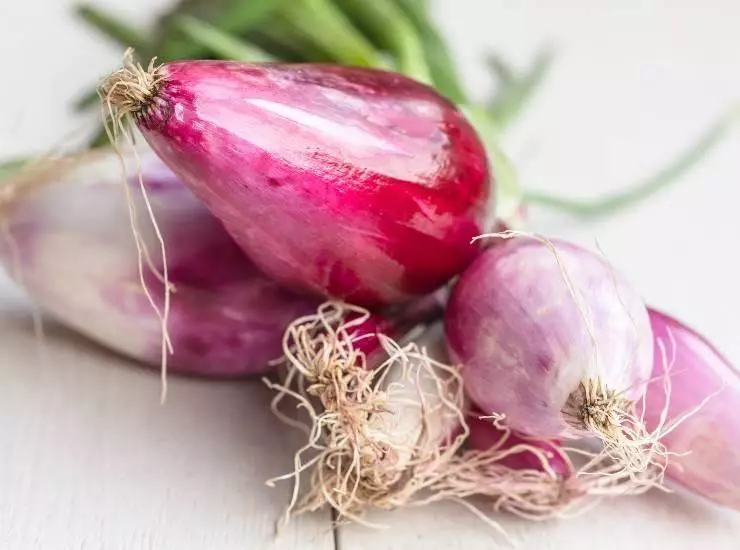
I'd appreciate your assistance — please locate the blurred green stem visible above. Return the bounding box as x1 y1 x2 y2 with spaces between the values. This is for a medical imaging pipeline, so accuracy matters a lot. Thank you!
392 0 467 103
277 0 380 66
488 48 555 130
525 108 738 217
332 0 431 83
462 105 523 227
0 159 27 183
174 16 275 62
76 4 150 53
158 0 290 60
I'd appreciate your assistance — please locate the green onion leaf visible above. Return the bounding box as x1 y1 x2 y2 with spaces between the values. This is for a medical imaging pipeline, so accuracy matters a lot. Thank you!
525 106 739 218
173 16 275 62
158 0 290 60
331 0 431 83
488 48 555 130
75 4 150 53
392 0 467 104
277 0 380 67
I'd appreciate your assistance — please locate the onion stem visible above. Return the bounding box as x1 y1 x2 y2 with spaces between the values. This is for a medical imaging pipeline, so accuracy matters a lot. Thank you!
75 4 150 53
0 159 26 183
277 0 380 67
333 0 432 84
525 107 739 217
158 0 289 60
487 48 555 130
392 0 467 103
173 16 275 62
247 22 333 62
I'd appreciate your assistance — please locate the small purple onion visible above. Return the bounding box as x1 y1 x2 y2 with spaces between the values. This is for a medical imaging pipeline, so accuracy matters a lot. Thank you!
643 308 740 511
0 147 318 377
445 236 653 444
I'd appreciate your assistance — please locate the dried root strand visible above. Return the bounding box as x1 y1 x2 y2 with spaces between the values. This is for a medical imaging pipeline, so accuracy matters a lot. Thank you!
562 376 666 477
427 410 666 525
98 50 175 402
265 301 470 526
265 302 667 532
100 48 164 122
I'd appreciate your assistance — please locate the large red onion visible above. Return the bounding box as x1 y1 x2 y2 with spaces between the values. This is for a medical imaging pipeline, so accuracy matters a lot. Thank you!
644 308 740 511
102 58 492 307
445 236 654 454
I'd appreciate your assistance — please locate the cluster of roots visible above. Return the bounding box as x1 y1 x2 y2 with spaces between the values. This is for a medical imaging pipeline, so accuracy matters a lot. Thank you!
265 302 668 531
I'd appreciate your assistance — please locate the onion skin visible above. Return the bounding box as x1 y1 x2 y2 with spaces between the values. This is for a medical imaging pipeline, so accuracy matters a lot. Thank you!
465 414 572 478
643 308 740 511
369 323 463 468
0 148 318 377
445 237 653 439
124 61 492 306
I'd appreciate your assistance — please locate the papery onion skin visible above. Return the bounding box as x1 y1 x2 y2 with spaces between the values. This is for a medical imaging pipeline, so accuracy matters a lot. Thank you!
121 61 492 307
445 237 653 439
465 414 572 478
643 308 740 511
0 148 318 377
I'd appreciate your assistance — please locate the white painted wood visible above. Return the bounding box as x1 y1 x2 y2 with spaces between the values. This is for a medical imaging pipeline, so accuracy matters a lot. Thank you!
2 0 740 549
0 310 334 550
339 493 740 550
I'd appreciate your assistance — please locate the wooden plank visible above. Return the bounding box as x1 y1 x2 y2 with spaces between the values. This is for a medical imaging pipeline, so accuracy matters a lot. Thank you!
338 494 740 550
0 308 334 550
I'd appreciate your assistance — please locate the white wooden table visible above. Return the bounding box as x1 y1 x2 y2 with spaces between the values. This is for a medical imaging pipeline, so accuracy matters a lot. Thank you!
2 1 739 548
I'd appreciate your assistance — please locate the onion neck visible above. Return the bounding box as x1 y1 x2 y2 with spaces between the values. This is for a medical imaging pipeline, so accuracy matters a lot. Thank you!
100 49 165 121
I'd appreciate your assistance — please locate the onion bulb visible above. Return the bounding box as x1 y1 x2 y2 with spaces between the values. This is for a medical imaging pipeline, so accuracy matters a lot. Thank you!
100 54 492 307
0 147 318 377
445 235 656 471
643 308 740 511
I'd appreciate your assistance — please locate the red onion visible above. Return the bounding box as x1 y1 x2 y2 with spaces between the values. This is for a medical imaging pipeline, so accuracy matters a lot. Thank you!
445 235 655 467
101 56 492 307
0 147 318 377
643 308 740 511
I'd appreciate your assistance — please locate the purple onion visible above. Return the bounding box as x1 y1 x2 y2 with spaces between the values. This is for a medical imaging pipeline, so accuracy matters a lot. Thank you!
0 147 318 377
445 236 653 448
644 308 740 511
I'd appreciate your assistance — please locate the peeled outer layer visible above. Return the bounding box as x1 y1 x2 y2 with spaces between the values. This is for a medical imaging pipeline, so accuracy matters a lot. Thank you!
365 323 463 473
0 148 318 377
131 61 492 307
644 309 740 511
445 237 653 439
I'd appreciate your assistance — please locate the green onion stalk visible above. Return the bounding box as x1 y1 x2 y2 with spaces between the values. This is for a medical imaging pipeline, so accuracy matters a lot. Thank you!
6 0 733 227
